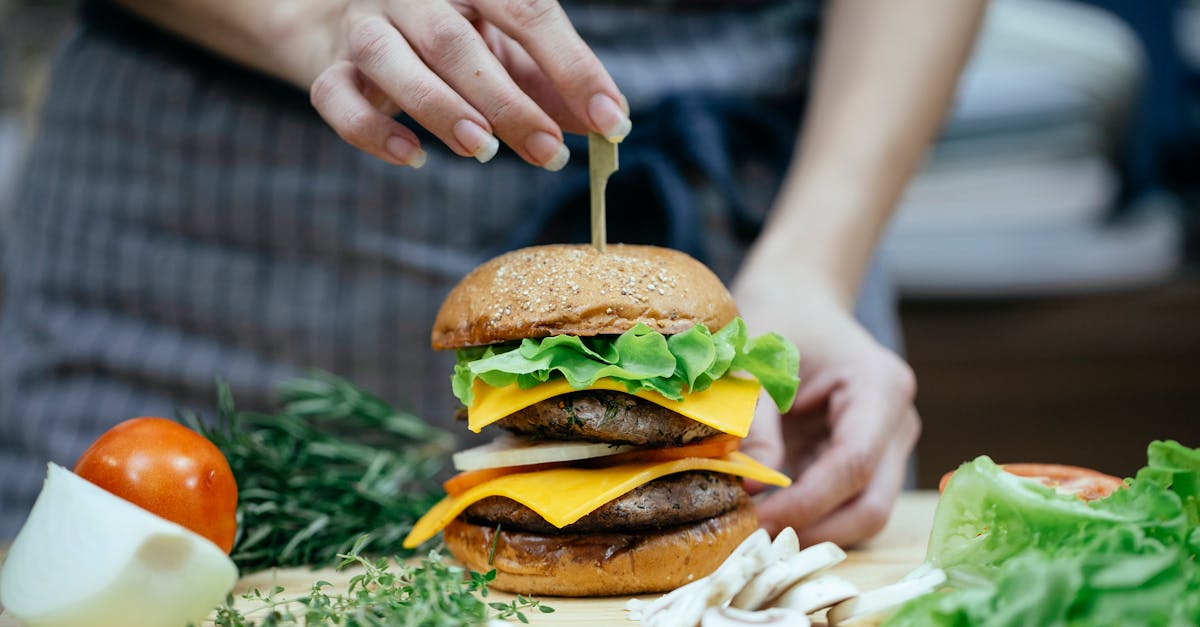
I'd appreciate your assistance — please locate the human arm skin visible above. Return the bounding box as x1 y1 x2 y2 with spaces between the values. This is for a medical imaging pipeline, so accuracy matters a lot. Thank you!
111 0 631 169
736 0 987 546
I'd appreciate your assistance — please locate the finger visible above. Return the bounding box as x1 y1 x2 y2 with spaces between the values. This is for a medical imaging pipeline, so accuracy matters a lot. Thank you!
742 391 784 495
791 408 920 547
754 380 897 535
310 61 427 167
792 366 840 414
486 25 588 134
744 359 840 495
345 15 501 164
745 357 840 476
390 2 568 169
474 0 631 141
742 391 784 468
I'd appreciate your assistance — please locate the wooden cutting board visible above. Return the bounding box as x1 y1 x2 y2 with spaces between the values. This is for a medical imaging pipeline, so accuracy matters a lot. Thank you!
0 492 938 626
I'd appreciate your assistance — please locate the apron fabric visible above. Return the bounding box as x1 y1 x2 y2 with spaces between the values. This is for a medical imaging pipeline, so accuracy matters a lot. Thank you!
0 0 902 539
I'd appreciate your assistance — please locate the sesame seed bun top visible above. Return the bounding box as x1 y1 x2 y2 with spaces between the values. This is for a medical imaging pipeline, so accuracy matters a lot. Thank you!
431 244 738 350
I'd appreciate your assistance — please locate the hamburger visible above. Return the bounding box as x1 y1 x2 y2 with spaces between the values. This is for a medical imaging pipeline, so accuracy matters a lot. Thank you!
402 244 799 596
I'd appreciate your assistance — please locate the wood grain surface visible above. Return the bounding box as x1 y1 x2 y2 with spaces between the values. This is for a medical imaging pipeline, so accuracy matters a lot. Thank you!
0 492 939 626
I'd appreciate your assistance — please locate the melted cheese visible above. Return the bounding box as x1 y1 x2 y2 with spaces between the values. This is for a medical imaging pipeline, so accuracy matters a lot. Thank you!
468 376 762 437
402 452 790 548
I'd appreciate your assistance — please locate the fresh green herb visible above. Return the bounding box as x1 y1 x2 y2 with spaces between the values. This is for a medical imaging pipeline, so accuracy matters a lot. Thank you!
562 399 580 428
887 440 1200 626
600 398 620 426
488 596 556 624
209 536 552 626
487 524 502 566
452 317 800 411
182 373 455 572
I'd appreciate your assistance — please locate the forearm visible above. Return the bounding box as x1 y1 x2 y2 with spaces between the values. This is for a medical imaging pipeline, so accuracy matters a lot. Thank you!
741 0 986 307
112 0 335 87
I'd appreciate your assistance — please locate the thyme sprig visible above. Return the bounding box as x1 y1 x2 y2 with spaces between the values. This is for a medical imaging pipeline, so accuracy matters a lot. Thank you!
182 373 456 572
210 537 553 626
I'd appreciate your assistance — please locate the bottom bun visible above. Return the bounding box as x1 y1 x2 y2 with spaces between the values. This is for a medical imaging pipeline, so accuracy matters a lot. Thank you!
444 503 758 596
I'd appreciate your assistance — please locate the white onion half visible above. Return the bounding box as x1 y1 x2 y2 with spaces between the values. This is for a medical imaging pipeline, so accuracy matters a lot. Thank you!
0 463 238 627
452 435 637 470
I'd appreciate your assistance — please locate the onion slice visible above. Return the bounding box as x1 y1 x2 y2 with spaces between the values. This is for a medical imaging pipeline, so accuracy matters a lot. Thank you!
0 463 238 627
452 435 636 470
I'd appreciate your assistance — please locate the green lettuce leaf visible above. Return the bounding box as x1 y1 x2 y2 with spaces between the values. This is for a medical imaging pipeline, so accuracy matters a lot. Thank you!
926 456 1188 573
889 538 1199 627
888 442 1200 627
450 317 800 411
1146 440 1200 526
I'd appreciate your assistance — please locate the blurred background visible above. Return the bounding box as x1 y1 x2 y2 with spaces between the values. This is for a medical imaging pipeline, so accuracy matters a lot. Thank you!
881 0 1200 485
1 0 1197 487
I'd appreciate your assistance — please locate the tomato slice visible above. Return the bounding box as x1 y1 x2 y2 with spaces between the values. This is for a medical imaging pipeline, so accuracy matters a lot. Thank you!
939 462 1124 501
443 460 567 496
442 434 741 496
578 434 740 467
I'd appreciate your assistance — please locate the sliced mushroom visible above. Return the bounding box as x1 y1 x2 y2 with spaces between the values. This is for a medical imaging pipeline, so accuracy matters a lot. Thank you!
730 541 847 610
625 598 647 621
632 528 836 627
642 530 775 627
774 574 859 614
769 527 800 557
708 530 779 602
644 584 716 627
701 606 810 627
826 567 946 626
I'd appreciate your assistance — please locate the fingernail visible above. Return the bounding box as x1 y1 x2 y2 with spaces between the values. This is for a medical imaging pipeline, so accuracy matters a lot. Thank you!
525 131 570 171
453 119 499 164
588 93 631 142
386 135 427 168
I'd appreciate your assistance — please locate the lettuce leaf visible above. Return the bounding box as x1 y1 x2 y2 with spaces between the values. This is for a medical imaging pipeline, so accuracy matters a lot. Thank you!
926 456 1189 573
889 537 1199 627
1146 440 1200 526
450 317 800 411
888 441 1200 627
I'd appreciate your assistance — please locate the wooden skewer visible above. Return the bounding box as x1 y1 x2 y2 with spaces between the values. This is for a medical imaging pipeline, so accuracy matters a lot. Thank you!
588 132 618 253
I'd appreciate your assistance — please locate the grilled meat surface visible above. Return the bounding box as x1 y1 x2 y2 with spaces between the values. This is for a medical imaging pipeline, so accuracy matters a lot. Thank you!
493 391 721 446
463 471 745 533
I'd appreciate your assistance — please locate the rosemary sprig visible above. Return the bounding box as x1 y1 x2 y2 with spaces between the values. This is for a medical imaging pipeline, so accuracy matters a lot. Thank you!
182 373 456 572
210 537 553 626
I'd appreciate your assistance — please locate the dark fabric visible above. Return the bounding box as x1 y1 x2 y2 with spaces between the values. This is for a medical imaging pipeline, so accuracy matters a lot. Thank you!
79 0 312 104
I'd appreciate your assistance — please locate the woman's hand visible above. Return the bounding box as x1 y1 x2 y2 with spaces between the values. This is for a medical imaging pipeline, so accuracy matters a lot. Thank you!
736 284 920 547
719 0 982 547
305 0 630 168
116 0 629 169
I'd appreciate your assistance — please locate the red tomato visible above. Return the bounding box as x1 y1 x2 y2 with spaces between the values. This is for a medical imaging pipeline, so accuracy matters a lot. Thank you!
74 417 238 553
939 462 1124 502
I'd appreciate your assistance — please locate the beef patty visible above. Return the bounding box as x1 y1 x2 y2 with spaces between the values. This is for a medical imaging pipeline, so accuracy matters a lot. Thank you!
462 471 746 534
493 391 721 446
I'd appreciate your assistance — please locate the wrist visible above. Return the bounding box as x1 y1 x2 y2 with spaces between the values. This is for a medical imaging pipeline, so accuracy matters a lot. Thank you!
737 210 862 312
731 255 849 333
734 253 843 307
259 0 345 88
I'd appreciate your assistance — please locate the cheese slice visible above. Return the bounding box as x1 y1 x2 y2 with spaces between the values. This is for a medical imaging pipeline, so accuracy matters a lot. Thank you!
402 452 790 548
468 376 762 437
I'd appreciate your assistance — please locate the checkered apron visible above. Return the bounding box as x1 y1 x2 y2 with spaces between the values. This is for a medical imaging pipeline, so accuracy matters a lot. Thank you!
0 0 898 539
